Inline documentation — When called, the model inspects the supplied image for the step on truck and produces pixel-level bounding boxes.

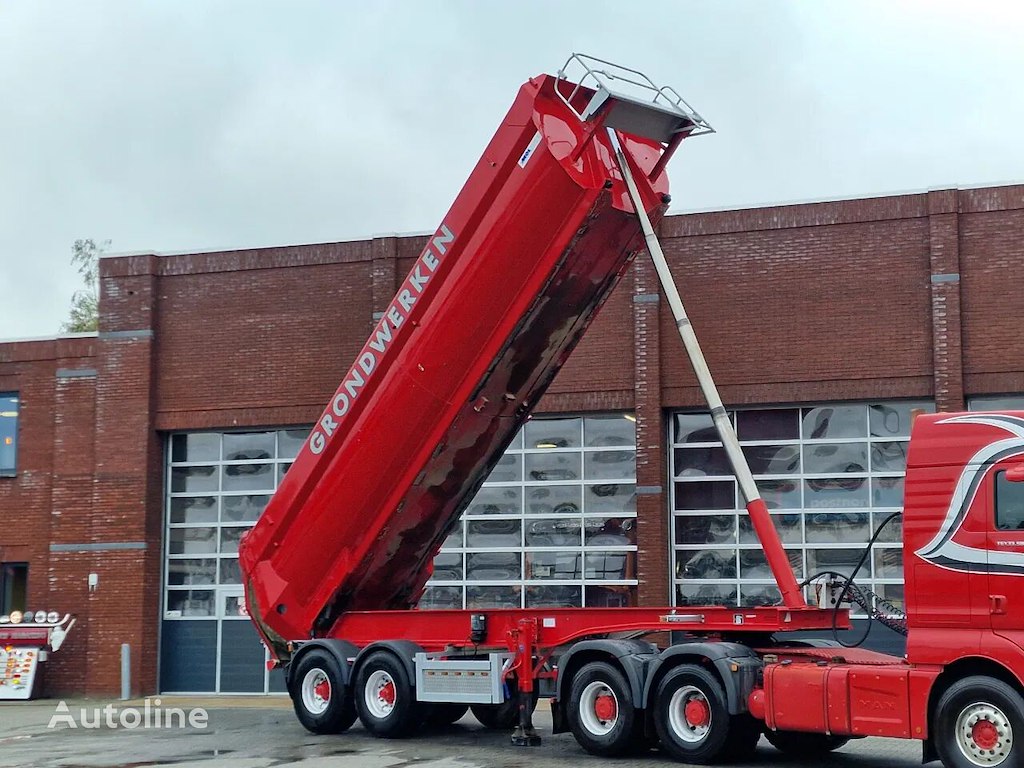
[238,54,1024,768]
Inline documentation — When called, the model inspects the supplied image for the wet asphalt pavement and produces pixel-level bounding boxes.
[0,700,921,768]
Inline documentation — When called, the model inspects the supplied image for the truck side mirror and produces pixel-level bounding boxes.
[1005,465,1024,483]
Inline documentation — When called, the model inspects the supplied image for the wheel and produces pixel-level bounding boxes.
[652,663,748,764]
[290,650,357,734]
[354,651,425,738]
[935,675,1024,768]
[723,713,763,760]
[424,703,469,727]
[471,689,537,730]
[764,729,847,756]
[566,661,642,756]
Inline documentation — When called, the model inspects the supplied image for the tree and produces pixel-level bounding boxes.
[62,239,109,333]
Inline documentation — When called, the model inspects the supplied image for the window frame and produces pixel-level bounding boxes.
[0,562,28,614]
[994,469,1024,532]
[0,392,19,477]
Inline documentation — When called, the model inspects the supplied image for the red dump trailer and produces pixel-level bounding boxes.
[239,56,1024,768]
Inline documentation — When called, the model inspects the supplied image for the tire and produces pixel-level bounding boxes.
[934,675,1024,768]
[354,651,425,738]
[764,729,847,757]
[471,689,537,730]
[290,650,357,734]
[566,661,642,757]
[424,703,469,727]
[723,713,763,761]
[652,663,743,764]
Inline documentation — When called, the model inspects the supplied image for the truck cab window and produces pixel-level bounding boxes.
[995,470,1024,530]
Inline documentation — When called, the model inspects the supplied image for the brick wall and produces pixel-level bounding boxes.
[2,184,1023,695]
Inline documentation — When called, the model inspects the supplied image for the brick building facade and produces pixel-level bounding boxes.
[0,184,1022,696]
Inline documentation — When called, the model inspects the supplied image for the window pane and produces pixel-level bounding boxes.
[584,450,635,480]
[584,517,637,547]
[736,409,800,441]
[874,548,903,578]
[738,513,801,544]
[676,583,736,607]
[740,584,781,607]
[222,463,274,492]
[166,558,216,586]
[525,485,579,515]
[277,429,308,460]
[466,585,521,609]
[743,444,800,476]
[525,418,581,449]
[168,527,217,555]
[442,522,463,549]
[171,466,218,493]
[169,496,218,524]
[806,512,870,544]
[996,470,1024,531]
[676,549,736,580]
[674,481,734,511]
[673,413,719,444]
[802,406,867,439]
[871,442,909,472]
[585,551,634,580]
[431,553,462,581]
[466,519,521,548]
[525,452,581,482]
[803,443,868,475]
[757,479,801,510]
[584,416,635,447]
[674,446,731,478]
[525,518,581,547]
[170,433,218,463]
[739,548,803,580]
[584,484,635,515]
[807,548,864,578]
[223,431,275,462]
[219,527,252,555]
[873,477,904,507]
[527,551,581,580]
[970,396,1024,411]
[875,584,905,612]
[875,512,903,543]
[467,486,522,516]
[221,495,270,523]
[585,585,636,608]
[419,586,463,610]
[676,515,736,545]
[219,558,242,585]
[526,585,581,608]
[486,454,521,483]
[465,552,520,580]
[0,394,18,473]
[804,477,869,509]
[870,402,932,437]
[166,590,215,617]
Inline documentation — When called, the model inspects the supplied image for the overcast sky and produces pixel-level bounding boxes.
[2,1,1022,339]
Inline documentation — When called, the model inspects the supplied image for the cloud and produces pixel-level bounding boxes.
[1,1,1021,338]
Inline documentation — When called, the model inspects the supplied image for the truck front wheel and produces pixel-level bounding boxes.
[291,650,357,734]
[935,676,1024,768]
[567,661,641,756]
[354,651,424,738]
